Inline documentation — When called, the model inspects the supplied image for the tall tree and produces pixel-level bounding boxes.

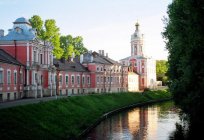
[29,16,63,59]
[163,0,204,121]
[29,15,43,37]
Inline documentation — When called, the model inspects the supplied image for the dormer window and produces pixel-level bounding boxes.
[15,27,22,34]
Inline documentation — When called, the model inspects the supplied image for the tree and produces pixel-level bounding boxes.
[29,15,43,37]
[156,60,168,85]
[60,35,88,59]
[163,0,204,122]
[29,15,63,59]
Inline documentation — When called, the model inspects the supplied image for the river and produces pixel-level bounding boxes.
[85,101,181,140]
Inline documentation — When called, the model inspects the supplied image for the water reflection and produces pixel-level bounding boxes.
[86,101,180,140]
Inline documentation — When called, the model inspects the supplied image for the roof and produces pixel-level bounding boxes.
[0,49,24,66]
[53,57,89,72]
[120,55,147,61]
[0,17,36,41]
[14,17,30,25]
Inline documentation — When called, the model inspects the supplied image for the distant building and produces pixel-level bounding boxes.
[120,22,156,90]
[128,72,139,92]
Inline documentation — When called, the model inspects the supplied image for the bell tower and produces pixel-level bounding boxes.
[131,22,144,57]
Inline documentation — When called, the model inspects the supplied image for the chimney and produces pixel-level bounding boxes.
[106,53,108,58]
[102,50,104,56]
[90,55,93,62]
[99,50,102,55]
[80,54,83,63]
[0,29,4,37]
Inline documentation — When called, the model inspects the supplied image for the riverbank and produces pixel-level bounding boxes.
[0,90,171,140]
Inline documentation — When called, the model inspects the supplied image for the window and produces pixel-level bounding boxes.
[72,89,74,94]
[0,69,3,84]
[41,75,43,85]
[14,71,17,85]
[40,54,43,64]
[33,51,37,62]
[7,70,11,85]
[77,76,80,85]
[0,94,2,102]
[87,76,90,84]
[97,67,99,71]
[20,71,23,84]
[59,75,63,85]
[65,75,69,85]
[82,76,85,85]
[101,77,103,83]
[66,89,68,95]
[35,73,38,84]
[97,76,99,83]
[101,67,103,71]
[7,93,10,101]
[71,76,75,85]
[14,93,16,100]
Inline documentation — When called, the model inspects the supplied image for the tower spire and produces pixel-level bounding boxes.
[135,21,139,31]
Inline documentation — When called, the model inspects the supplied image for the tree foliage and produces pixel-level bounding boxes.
[29,15,63,59]
[163,0,204,121]
[156,60,168,85]
[29,15,88,59]
[60,35,88,59]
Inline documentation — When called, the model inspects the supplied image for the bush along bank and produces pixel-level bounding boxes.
[0,90,171,140]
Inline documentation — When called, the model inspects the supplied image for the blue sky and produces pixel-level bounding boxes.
[0,0,172,60]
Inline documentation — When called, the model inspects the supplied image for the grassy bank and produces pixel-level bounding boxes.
[0,90,171,139]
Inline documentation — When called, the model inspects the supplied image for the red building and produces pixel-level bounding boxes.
[53,57,91,95]
[81,50,128,93]
[0,17,129,102]
[0,49,24,102]
[0,17,55,99]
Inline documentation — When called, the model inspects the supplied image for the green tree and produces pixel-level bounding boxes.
[163,0,204,121]
[156,60,168,85]
[60,35,87,59]
[29,16,63,59]
[29,15,44,37]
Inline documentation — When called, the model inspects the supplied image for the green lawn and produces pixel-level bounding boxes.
[0,90,171,140]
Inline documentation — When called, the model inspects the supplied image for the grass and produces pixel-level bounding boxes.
[0,90,171,140]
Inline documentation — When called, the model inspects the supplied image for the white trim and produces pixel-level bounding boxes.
[14,70,17,85]
[27,42,29,66]
[7,69,11,85]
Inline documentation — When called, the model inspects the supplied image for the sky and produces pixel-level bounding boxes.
[0,0,172,61]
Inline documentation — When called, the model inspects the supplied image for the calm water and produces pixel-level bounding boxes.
[85,101,180,140]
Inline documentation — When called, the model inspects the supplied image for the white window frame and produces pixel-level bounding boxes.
[65,75,69,85]
[77,75,80,85]
[82,76,85,85]
[87,76,90,84]
[71,75,75,85]
[14,70,17,85]
[7,70,11,85]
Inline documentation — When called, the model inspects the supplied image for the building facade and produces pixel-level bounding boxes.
[120,22,156,90]
[0,17,55,100]
[0,49,24,102]
[81,50,128,93]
